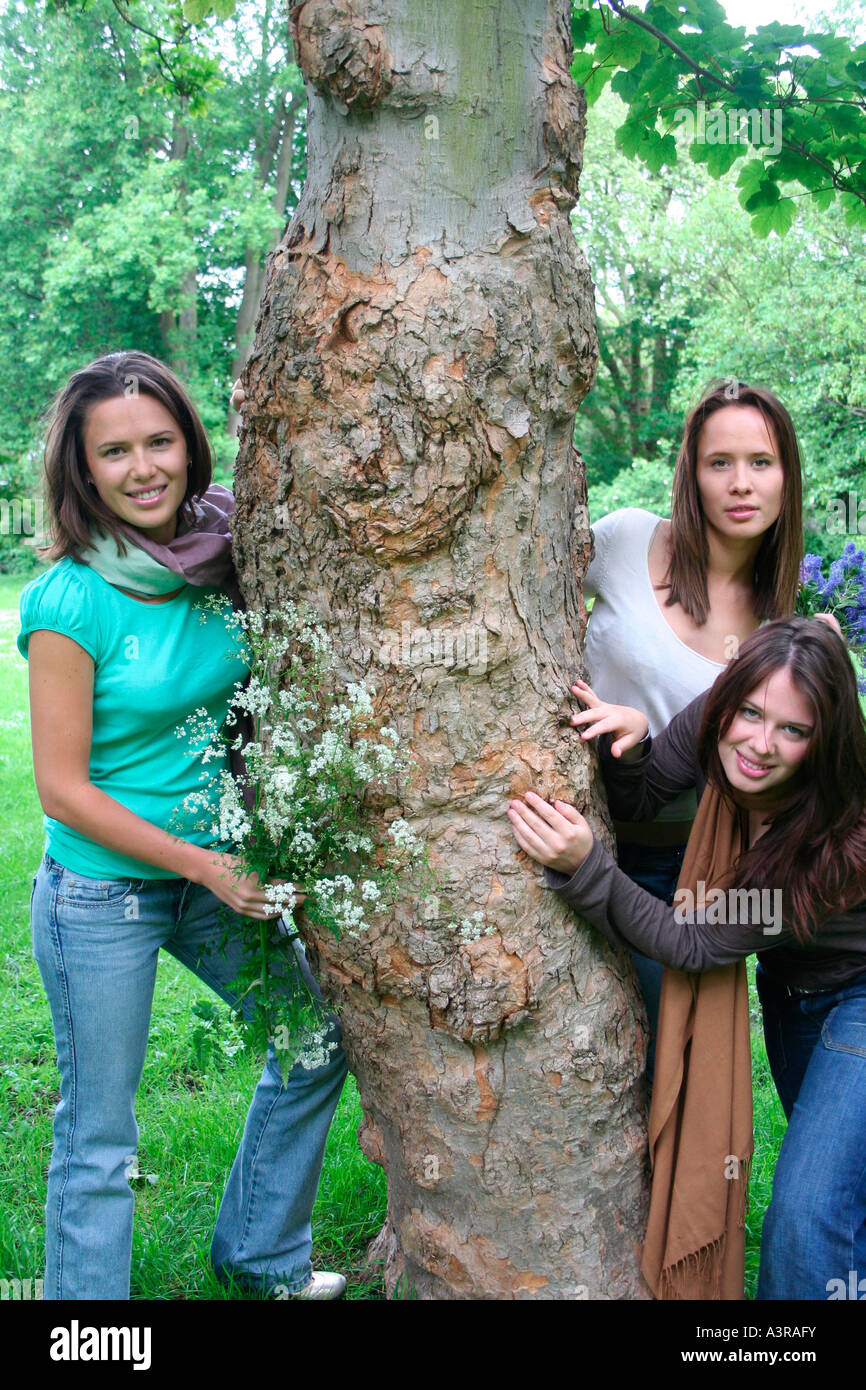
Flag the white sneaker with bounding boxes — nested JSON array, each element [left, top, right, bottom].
[[292, 1271, 347, 1300]]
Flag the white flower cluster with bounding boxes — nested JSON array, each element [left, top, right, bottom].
[[176, 707, 221, 759], [448, 910, 497, 945], [212, 771, 252, 845], [298, 621, 331, 654], [373, 744, 397, 773], [387, 817, 424, 857], [179, 601, 426, 958], [274, 1021, 340, 1072], [269, 724, 300, 757], [295, 1034, 340, 1070], [340, 830, 374, 854], [232, 676, 273, 719], [327, 678, 373, 730], [307, 729, 344, 776], [278, 687, 312, 717], [291, 827, 317, 857], [259, 762, 301, 841], [264, 881, 298, 916], [313, 876, 369, 937]]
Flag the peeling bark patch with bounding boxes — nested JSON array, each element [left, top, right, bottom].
[[403, 1214, 550, 1298], [291, 0, 393, 111], [472, 1047, 499, 1121]]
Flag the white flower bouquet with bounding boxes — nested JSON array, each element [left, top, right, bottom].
[[175, 597, 429, 1074]]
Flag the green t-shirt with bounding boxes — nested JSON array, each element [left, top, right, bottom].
[[17, 558, 250, 879]]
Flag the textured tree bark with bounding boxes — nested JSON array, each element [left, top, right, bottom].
[[232, 0, 650, 1299]]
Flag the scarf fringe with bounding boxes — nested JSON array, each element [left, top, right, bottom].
[[654, 1148, 753, 1301], [659, 1234, 726, 1301]]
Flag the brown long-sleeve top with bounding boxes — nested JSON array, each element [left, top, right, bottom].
[[544, 692, 866, 991]]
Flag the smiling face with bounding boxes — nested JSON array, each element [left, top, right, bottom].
[[695, 404, 785, 545], [717, 667, 814, 795], [82, 393, 189, 545]]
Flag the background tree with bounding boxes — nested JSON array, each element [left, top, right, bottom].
[[0, 0, 303, 478]]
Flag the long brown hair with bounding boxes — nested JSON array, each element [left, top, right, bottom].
[[697, 618, 866, 940], [665, 380, 803, 625], [40, 350, 212, 561]]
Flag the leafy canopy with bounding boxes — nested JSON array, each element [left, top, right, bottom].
[[572, 0, 866, 235]]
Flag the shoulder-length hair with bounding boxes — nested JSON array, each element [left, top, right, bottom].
[[40, 350, 213, 561], [664, 380, 803, 626], [697, 617, 866, 940]]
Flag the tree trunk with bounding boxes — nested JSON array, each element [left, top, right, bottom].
[[232, 0, 649, 1300], [159, 115, 197, 379]]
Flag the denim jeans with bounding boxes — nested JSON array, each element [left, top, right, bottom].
[[615, 841, 688, 1086], [756, 962, 866, 1300], [31, 853, 348, 1301]]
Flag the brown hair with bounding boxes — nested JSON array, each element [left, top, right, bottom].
[[697, 617, 866, 940], [40, 350, 212, 561], [664, 380, 803, 625]]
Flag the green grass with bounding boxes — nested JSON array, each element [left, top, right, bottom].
[[0, 569, 784, 1300]]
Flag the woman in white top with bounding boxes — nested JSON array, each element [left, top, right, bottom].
[[576, 379, 806, 1081]]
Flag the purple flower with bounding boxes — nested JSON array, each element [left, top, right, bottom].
[[821, 559, 845, 599], [799, 554, 824, 587]]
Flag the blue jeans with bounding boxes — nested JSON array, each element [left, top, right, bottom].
[[31, 854, 348, 1301], [756, 963, 866, 1300], [615, 841, 688, 1086]]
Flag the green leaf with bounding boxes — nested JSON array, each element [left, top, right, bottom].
[[181, 0, 211, 20], [571, 53, 597, 86], [736, 157, 766, 198], [704, 140, 743, 179], [840, 193, 866, 227], [750, 197, 796, 236], [582, 63, 614, 106], [614, 118, 646, 159]]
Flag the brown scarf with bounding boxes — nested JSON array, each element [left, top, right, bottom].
[[639, 782, 756, 1300]]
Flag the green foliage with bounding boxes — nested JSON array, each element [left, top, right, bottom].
[[572, 0, 866, 235], [587, 456, 674, 522], [0, 0, 305, 487], [573, 87, 701, 485]]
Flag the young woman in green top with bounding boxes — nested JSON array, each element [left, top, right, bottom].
[[19, 351, 348, 1301]]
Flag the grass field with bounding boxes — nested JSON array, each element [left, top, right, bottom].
[[0, 570, 785, 1300]]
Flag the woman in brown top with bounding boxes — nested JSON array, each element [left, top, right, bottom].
[[508, 618, 866, 1299]]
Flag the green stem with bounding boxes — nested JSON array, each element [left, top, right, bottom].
[[259, 920, 270, 1034]]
